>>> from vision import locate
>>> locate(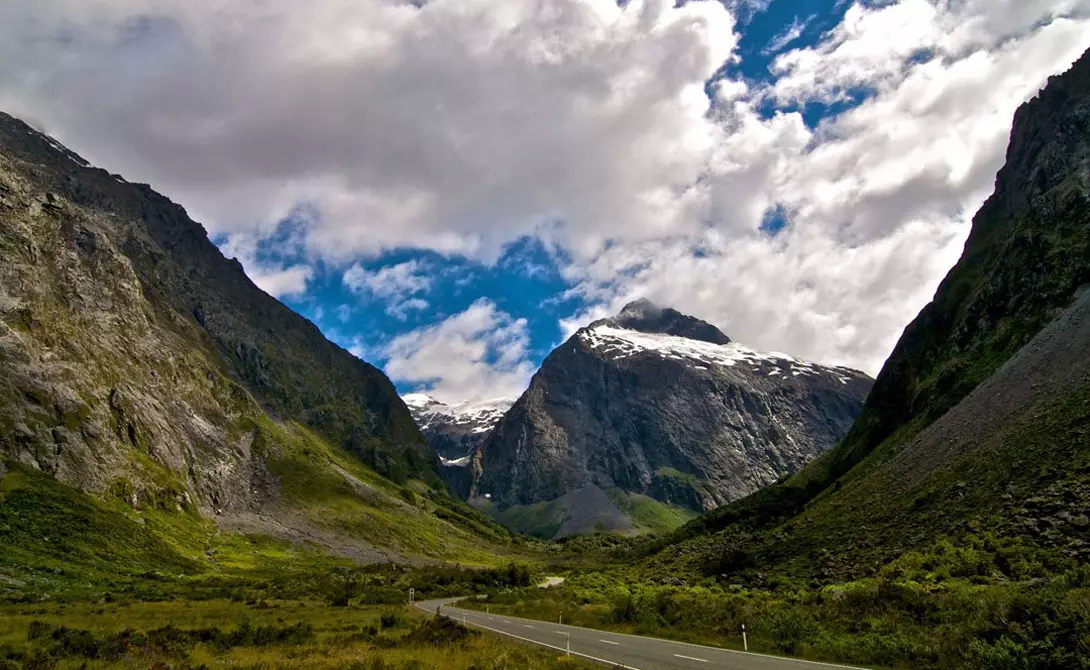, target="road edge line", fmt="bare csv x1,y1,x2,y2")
430,609,641,670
